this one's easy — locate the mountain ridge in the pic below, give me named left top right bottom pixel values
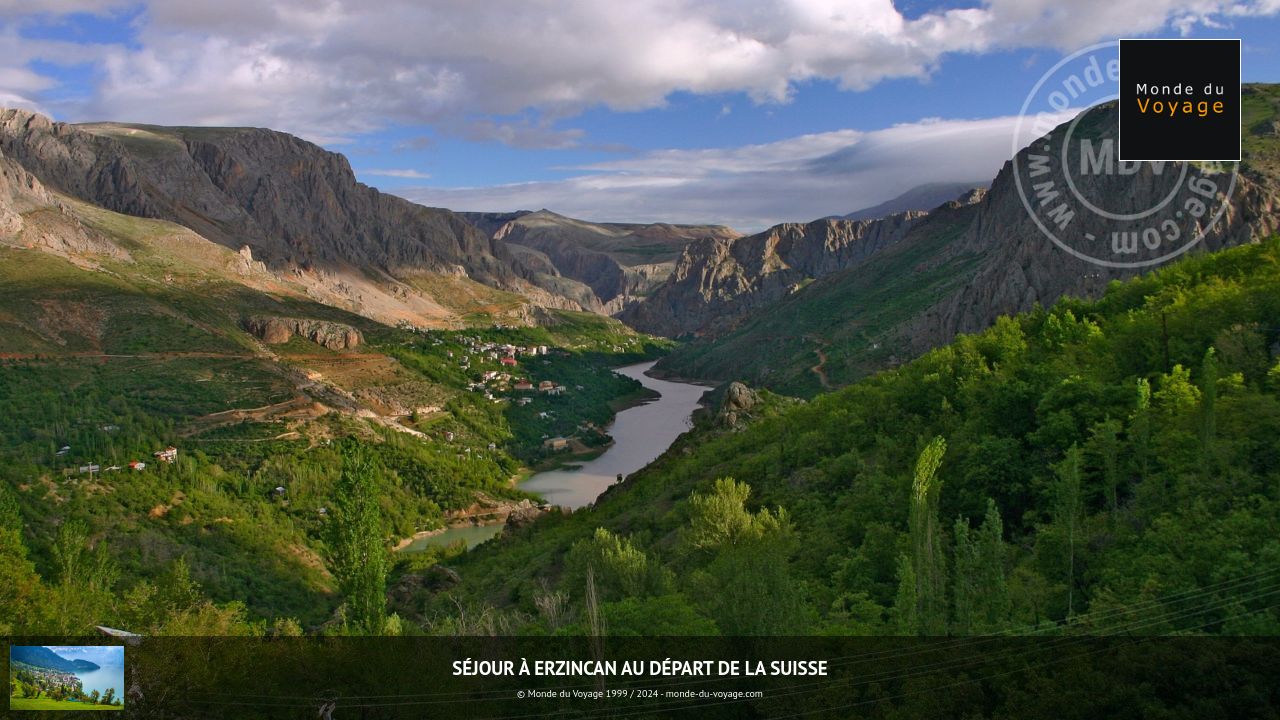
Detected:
left=651, top=88, right=1280, bottom=395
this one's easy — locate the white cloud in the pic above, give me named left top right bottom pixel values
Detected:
left=2, top=0, right=1274, bottom=143
left=396, top=111, right=1075, bottom=231
left=358, top=168, right=431, bottom=179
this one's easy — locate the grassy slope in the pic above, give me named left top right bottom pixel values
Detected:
left=9, top=696, right=123, bottom=711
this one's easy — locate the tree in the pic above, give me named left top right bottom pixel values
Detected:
left=328, top=449, right=389, bottom=634
left=1199, top=346, right=1218, bottom=476
left=102, top=687, right=115, bottom=706
left=1130, top=377, right=1152, bottom=480
left=909, top=436, right=948, bottom=635
left=683, top=477, right=787, bottom=550
left=1053, top=445, right=1085, bottom=617
left=89, top=689, right=100, bottom=705
left=566, top=528, right=666, bottom=601
left=682, top=478, right=802, bottom=634
left=1088, top=419, right=1123, bottom=522
left=894, top=553, right=917, bottom=634
left=952, top=499, right=1009, bottom=633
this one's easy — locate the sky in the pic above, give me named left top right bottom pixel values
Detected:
left=45, top=645, right=125, bottom=667
left=2, top=1, right=1280, bottom=230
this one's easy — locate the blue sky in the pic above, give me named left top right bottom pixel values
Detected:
left=2, top=1, right=1279, bottom=229
left=45, top=645, right=125, bottom=667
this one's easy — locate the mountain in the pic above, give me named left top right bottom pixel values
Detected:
left=617, top=201, right=952, bottom=338
left=10, top=646, right=99, bottom=673
left=463, top=209, right=740, bottom=313
left=837, top=181, right=986, bottom=221
left=649, top=85, right=1280, bottom=395
left=0, top=109, right=590, bottom=327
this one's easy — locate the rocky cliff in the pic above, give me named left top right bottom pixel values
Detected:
left=243, top=316, right=364, bottom=350
left=0, top=146, right=122, bottom=259
left=620, top=209, right=930, bottom=338
left=465, top=209, right=740, bottom=312
left=0, top=109, right=521, bottom=289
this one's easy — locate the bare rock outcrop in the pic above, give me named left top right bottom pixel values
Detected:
left=620, top=211, right=926, bottom=338
left=0, top=108, right=522, bottom=290
left=243, top=316, right=363, bottom=350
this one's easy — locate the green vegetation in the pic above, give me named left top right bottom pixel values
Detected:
left=9, top=696, right=123, bottom=711
left=658, top=217, right=981, bottom=396
left=430, top=236, right=1280, bottom=637
left=0, top=226, right=671, bottom=632
left=9, top=663, right=122, bottom=710
left=1242, top=84, right=1280, bottom=177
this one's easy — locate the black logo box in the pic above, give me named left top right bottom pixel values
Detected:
left=1119, top=38, right=1241, bottom=162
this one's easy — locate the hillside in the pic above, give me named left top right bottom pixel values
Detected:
left=0, top=162, right=670, bottom=628
left=463, top=209, right=741, bottom=313
left=0, top=110, right=595, bottom=327
left=424, top=236, right=1280, bottom=639
left=651, top=86, right=1280, bottom=396
left=10, top=646, right=99, bottom=672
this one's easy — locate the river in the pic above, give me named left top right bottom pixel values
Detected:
left=401, top=361, right=708, bottom=552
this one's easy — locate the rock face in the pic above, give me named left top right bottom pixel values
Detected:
left=504, top=505, right=546, bottom=532
left=717, top=381, right=759, bottom=428
left=620, top=210, right=928, bottom=338
left=469, top=209, right=741, bottom=312
left=0, top=109, right=520, bottom=288
left=244, top=317, right=363, bottom=350
left=0, top=146, right=122, bottom=258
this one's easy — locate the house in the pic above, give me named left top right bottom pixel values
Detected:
left=128, top=461, right=146, bottom=471
left=154, top=447, right=178, bottom=463
left=543, top=437, right=570, bottom=452
left=538, top=380, right=555, bottom=391
left=514, top=380, right=534, bottom=391
left=500, top=357, right=517, bottom=367
left=537, top=345, right=549, bottom=355
left=516, top=397, right=533, bottom=406
left=79, top=464, right=101, bottom=475
left=56, top=446, right=70, bottom=456
left=545, top=386, right=564, bottom=396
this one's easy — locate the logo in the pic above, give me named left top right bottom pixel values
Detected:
left=1013, top=41, right=1238, bottom=269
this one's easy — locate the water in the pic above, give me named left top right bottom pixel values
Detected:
left=520, top=361, right=708, bottom=509
left=43, top=646, right=124, bottom=705
left=399, top=523, right=504, bottom=552
left=404, top=361, right=707, bottom=552
left=75, top=666, right=124, bottom=704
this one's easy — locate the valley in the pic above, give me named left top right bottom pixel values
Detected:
left=1, top=87, right=1278, bottom=645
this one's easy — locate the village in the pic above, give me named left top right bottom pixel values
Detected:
left=59, top=444, right=179, bottom=480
